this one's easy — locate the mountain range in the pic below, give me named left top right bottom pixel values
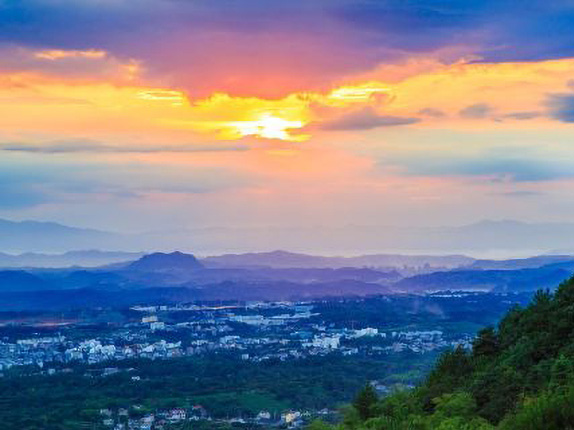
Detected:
left=0, top=250, right=573, bottom=311
left=0, top=250, right=144, bottom=268
left=202, top=250, right=473, bottom=270
left=5, top=217, right=574, bottom=255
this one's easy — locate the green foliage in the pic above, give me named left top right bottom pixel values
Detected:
left=473, top=327, right=499, bottom=359
left=307, top=419, right=335, bottom=430
left=423, top=346, right=473, bottom=407
left=499, top=387, right=574, bottom=430
left=352, top=385, right=378, bottom=421
left=341, top=275, right=574, bottom=429
left=0, top=354, right=435, bottom=430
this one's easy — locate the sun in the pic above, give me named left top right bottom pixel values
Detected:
left=229, top=113, right=306, bottom=141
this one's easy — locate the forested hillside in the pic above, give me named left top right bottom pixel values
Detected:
left=316, top=276, right=574, bottom=430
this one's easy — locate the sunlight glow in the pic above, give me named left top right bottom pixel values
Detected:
left=327, top=82, right=391, bottom=104
left=227, top=113, right=306, bottom=141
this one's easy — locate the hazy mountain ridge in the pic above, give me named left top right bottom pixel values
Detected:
left=0, top=279, right=394, bottom=311
left=0, top=250, right=144, bottom=268
left=394, top=263, right=574, bottom=293
left=0, top=219, right=122, bottom=253
left=465, top=255, right=574, bottom=270
left=1, top=251, right=573, bottom=310
left=5, top=217, right=574, bottom=255
left=127, top=251, right=204, bottom=272
left=202, top=250, right=474, bottom=272
left=0, top=270, right=52, bottom=292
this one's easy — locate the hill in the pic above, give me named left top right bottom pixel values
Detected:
left=394, top=262, right=574, bottom=293
left=127, top=251, right=204, bottom=272
left=202, top=250, right=473, bottom=271
left=466, top=255, right=574, bottom=270
left=0, top=270, right=52, bottom=292
left=326, top=275, right=574, bottom=429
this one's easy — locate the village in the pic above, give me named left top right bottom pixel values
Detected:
left=97, top=404, right=338, bottom=430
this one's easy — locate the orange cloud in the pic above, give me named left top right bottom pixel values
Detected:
left=373, top=57, right=574, bottom=126
left=1, top=54, right=574, bottom=148
left=34, top=49, right=108, bottom=60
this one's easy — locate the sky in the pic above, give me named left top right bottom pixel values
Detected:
left=2, top=0, right=574, bottom=246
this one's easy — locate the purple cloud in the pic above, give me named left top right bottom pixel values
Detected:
left=323, top=107, right=420, bottom=130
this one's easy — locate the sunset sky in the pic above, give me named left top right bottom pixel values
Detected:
left=2, top=1, right=574, bottom=239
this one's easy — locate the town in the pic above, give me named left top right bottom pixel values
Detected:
left=0, top=300, right=473, bottom=371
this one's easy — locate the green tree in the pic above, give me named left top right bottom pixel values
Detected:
left=306, top=419, right=334, bottom=430
left=473, top=327, right=499, bottom=359
left=352, top=384, right=378, bottom=421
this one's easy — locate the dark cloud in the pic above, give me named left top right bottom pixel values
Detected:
left=337, top=1, right=574, bottom=62
left=2, top=1, right=574, bottom=97
left=459, top=103, right=492, bottom=119
left=546, top=93, right=574, bottom=123
left=0, top=1, right=381, bottom=97
left=322, top=107, right=420, bottom=130
left=335, top=1, right=489, bottom=52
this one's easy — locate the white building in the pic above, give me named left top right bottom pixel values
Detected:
left=312, top=336, right=340, bottom=349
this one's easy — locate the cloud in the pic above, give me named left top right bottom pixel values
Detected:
left=418, top=107, right=445, bottom=118
left=2, top=1, right=574, bottom=98
left=383, top=149, right=574, bottom=182
left=0, top=45, right=139, bottom=83
left=500, top=111, right=541, bottom=120
left=322, top=107, right=420, bottom=130
left=0, top=149, right=254, bottom=210
left=0, top=185, right=49, bottom=209
left=0, top=139, right=249, bottom=154
left=34, top=49, right=107, bottom=60
left=546, top=93, right=574, bottom=123
left=459, top=103, right=492, bottom=119
left=335, top=0, right=574, bottom=63
left=334, top=1, right=486, bottom=52
left=496, top=190, right=545, bottom=198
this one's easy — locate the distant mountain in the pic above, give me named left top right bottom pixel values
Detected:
left=127, top=251, right=204, bottom=272
left=202, top=250, right=474, bottom=270
left=134, top=220, right=574, bottom=255
left=395, top=262, right=574, bottom=293
left=0, top=270, right=52, bottom=292
left=0, top=250, right=144, bottom=268
left=4, top=217, right=574, bottom=256
left=244, top=267, right=401, bottom=283
left=202, top=250, right=339, bottom=269
left=466, top=255, right=574, bottom=270
left=0, top=278, right=395, bottom=311
left=0, top=219, right=123, bottom=253
left=53, top=270, right=130, bottom=290
left=182, top=279, right=394, bottom=302
left=0, top=287, right=195, bottom=311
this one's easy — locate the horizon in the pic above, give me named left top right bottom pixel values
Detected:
left=0, top=215, right=572, bottom=258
